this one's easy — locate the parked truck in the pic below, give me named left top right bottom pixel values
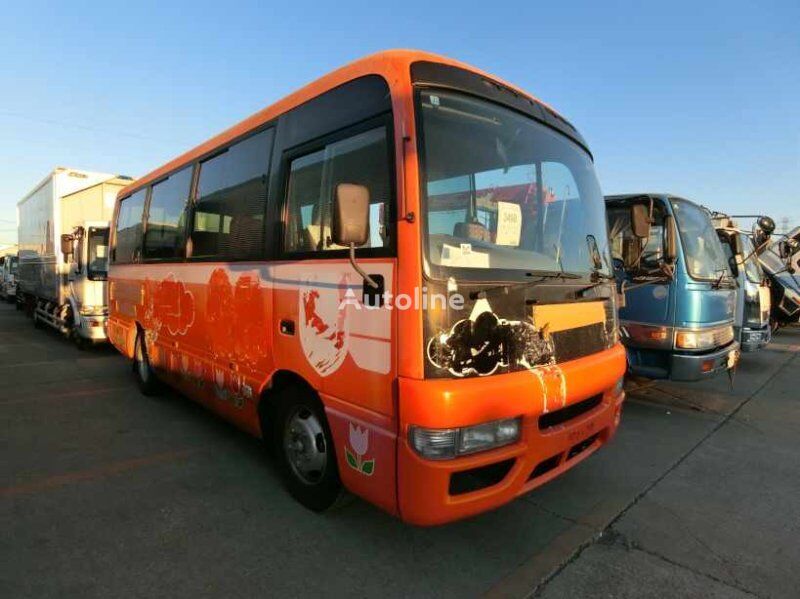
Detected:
left=606, top=194, right=739, bottom=381
left=711, top=213, right=771, bottom=351
left=0, top=253, right=19, bottom=302
left=17, top=168, right=133, bottom=346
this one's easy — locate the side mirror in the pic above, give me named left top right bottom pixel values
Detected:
left=664, top=214, right=678, bottom=264
left=630, top=204, right=651, bottom=240
left=758, top=216, right=775, bottom=236
left=331, top=183, right=378, bottom=289
left=60, top=234, right=74, bottom=259
left=332, top=183, right=370, bottom=247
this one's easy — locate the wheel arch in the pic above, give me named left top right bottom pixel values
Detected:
left=257, top=369, right=321, bottom=443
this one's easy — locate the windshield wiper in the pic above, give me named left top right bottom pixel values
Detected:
left=469, top=270, right=581, bottom=300
left=711, top=269, right=735, bottom=289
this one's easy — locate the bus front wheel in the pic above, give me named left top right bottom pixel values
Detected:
left=274, top=386, right=342, bottom=512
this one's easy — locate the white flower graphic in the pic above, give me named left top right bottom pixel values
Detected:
left=346, top=423, right=375, bottom=476
left=349, top=423, right=369, bottom=456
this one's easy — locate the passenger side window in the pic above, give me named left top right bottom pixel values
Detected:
left=144, top=166, right=192, bottom=260
left=284, top=126, right=391, bottom=253
left=191, top=128, right=273, bottom=260
left=113, top=188, right=147, bottom=263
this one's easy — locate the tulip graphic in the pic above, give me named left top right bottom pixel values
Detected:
left=346, top=423, right=375, bottom=476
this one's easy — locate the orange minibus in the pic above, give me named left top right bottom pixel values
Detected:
left=108, top=50, right=626, bottom=525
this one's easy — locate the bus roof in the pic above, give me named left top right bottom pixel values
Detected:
left=118, top=49, right=564, bottom=199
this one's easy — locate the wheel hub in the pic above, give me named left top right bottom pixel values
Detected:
left=283, top=407, right=327, bottom=484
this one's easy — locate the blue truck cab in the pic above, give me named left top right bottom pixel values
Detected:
left=712, top=214, right=771, bottom=352
left=605, top=194, right=739, bottom=381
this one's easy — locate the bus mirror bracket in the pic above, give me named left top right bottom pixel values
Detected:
left=332, top=183, right=379, bottom=289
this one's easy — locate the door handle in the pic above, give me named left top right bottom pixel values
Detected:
left=362, top=275, right=385, bottom=307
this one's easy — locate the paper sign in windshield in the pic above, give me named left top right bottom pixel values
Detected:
left=495, top=201, right=522, bottom=247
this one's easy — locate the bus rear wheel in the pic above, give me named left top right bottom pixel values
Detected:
left=273, top=386, right=342, bottom=512
left=133, top=332, right=162, bottom=396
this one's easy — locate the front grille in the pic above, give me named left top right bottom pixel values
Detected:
left=449, top=459, right=515, bottom=496
left=567, top=433, right=600, bottom=460
left=538, top=394, right=603, bottom=430
left=551, top=322, right=607, bottom=363
left=528, top=454, right=561, bottom=480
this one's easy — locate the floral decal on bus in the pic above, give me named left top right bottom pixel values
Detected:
left=144, top=273, right=195, bottom=336
left=207, top=268, right=269, bottom=369
left=299, top=275, right=351, bottom=377
left=345, top=423, right=375, bottom=476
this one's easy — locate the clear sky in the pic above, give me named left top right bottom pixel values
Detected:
left=1, top=0, right=798, bottom=247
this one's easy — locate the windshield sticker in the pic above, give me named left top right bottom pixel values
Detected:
left=426, top=298, right=555, bottom=377
left=440, top=243, right=490, bottom=268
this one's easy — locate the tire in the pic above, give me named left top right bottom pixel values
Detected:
left=133, top=332, right=162, bottom=396
left=273, top=385, right=342, bottom=512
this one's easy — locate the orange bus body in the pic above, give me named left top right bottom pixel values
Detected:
left=108, top=50, right=626, bottom=525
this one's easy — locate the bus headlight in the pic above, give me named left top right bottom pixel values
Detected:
left=409, top=417, right=522, bottom=460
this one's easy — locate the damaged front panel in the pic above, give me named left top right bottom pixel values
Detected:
left=423, top=280, right=616, bottom=378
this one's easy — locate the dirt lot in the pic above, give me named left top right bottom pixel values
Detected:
left=2, top=301, right=798, bottom=598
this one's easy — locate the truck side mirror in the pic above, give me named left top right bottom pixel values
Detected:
left=630, top=204, right=651, bottom=240
left=60, top=234, right=74, bottom=260
left=757, top=216, right=775, bottom=237
left=332, top=183, right=378, bottom=289
left=664, top=214, right=678, bottom=264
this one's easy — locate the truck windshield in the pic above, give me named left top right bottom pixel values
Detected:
left=9, top=257, right=18, bottom=274
left=87, top=228, right=109, bottom=280
left=670, top=199, right=730, bottom=280
left=418, top=89, right=610, bottom=280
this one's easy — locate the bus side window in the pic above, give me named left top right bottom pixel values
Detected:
left=190, top=128, right=274, bottom=260
left=113, top=188, right=147, bottom=264
left=144, top=166, right=193, bottom=260
left=284, top=126, right=391, bottom=254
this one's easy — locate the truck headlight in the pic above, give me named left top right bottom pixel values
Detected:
left=619, top=322, right=673, bottom=349
left=409, top=417, right=522, bottom=460
left=674, top=325, right=733, bottom=350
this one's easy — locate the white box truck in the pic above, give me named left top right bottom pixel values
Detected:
left=17, top=168, right=134, bottom=346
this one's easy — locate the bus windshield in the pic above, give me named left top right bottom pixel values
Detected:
left=87, top=227, right=109, bottom=280
left=670, top=199, right=730, bottom=280
left=418, top=89, right=610, bottom=280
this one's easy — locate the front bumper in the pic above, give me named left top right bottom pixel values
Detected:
left=77, top=314, right=109, bottom=341
left=740, top=324, right=771, bottom=352
left=396, top=345, right=626, bottom=525
left=669, top=341, right=739, bottom=382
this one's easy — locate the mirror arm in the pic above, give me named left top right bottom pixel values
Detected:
left=349, top=243, right=378, bottom=289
